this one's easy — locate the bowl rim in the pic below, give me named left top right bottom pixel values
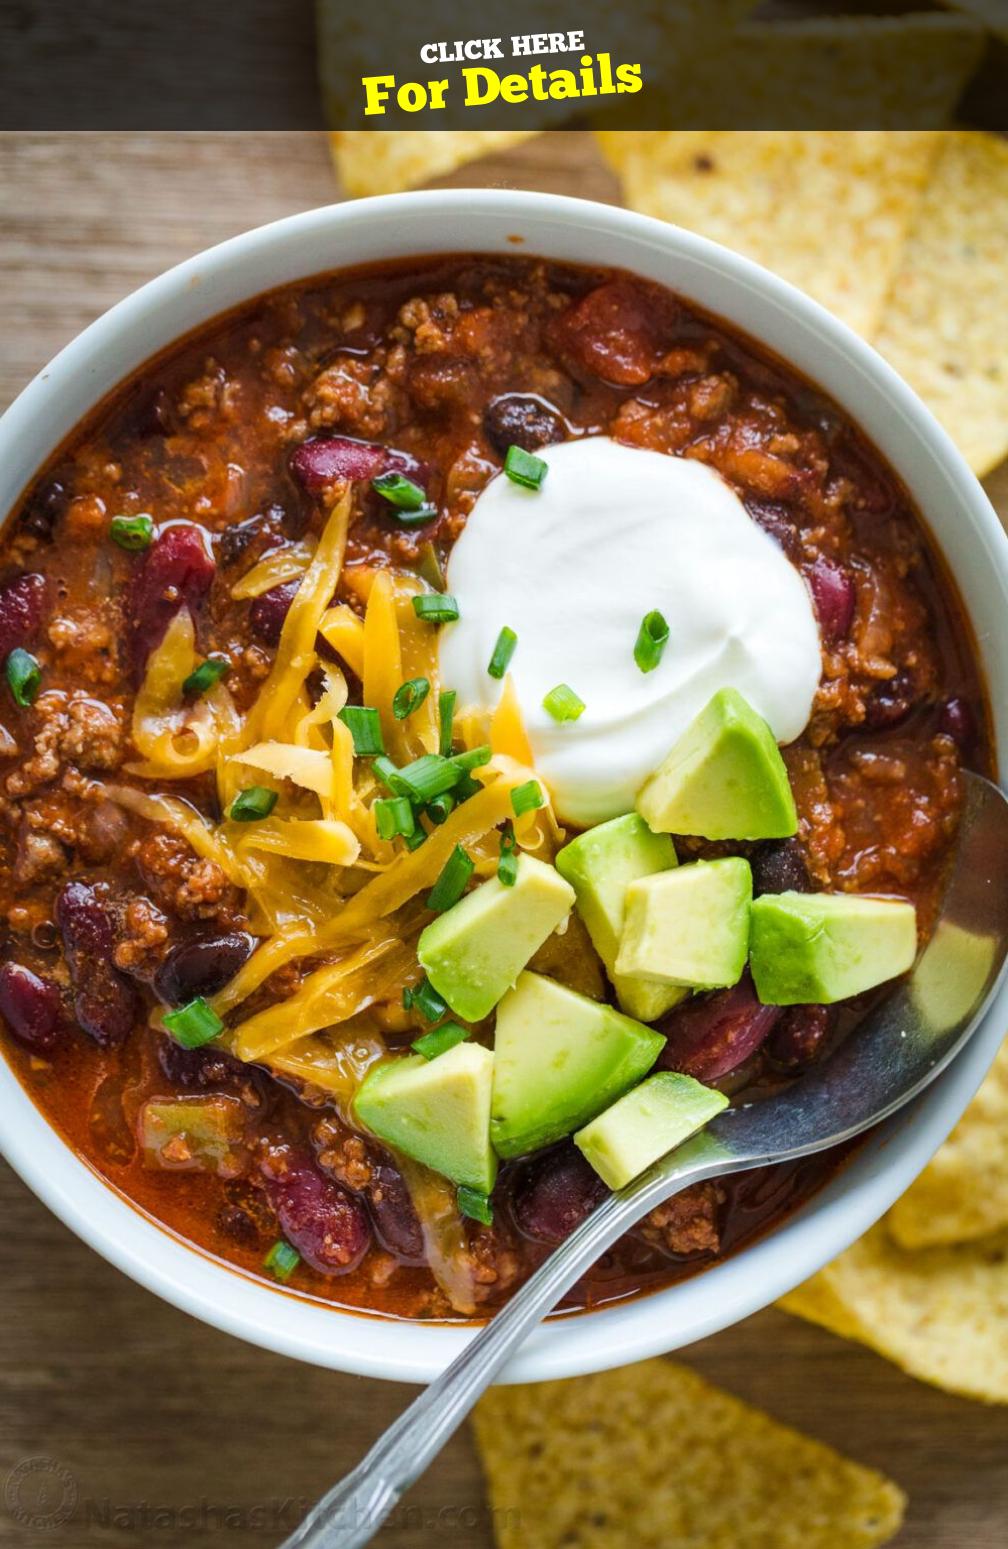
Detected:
left=0, top=186, right=1006, bottom=1385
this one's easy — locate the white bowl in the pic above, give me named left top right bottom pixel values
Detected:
left=1, top=190, right=1006, bottom=1385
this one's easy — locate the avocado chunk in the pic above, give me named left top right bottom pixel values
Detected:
left=749, top=890, right=918, bottom=1005
left=490, top=971, right=665, bottom=1158
left=556, top=814, right=688, bottom=1022
left=616, top=857, right=752, bottom=989
left=575, top=1071, right=729, bottom=1190
left=636, top=687, right=798, bottom=840
left=418, top=853, right=575, bottom=1022
left=354, top=1041, right=497, bottom=1192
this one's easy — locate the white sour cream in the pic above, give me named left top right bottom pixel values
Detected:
left=439, top=438, right=821, bottom=827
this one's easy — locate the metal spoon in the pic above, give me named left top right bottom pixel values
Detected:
left=282, top=770, right=1008, bottom=1549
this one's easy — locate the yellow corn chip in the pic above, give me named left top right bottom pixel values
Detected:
left=473, top=1358, right=906, bottom=1549
left=328, top=131, right=537, bottom=198
left=781, top=1224, right=1008, bottom=1404
left=938, top=0, right=1008, bottom=39
left=598, top=130, right=939, bottom=337
left=873, top=131, right=1008, bottom=477
left=888, top=1040, right=1008, bottom=1250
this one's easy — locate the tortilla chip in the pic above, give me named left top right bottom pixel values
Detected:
left=873, top=131, right=1008, bottom=477
left=598, top=131, right=939, bottom=337
left=328, top=131, right=537, bottom=198
left=888, top=1040, right=1008, bottom=1250
left=780, top=1224, right=1008, bottom=1404
left=938, top=0, right=1008, bottom=40
left=596, top=13, right=982, bottom=133
left=472, top=1358, right=906, bottom=1549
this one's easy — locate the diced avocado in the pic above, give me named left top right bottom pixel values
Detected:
left=616, top=857, right=752, bottom=989
left=556, top=814, right=688, bottom=1022
left=575, top=1072, right=729, bottom=1190
left=749, top=890, right=918, bottom=1005
left=490, top=970, right=665, bottom=1158
left=354, top=1042, right=497, bottom=1192
left=418, top=853, right=575, bottom=1022
left=636, top=688, right=798, bottom=840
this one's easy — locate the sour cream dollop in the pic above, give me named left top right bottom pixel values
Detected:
left=439, top=439, right=821, bottom=826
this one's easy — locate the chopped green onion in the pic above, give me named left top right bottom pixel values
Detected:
left=5, top=649, right=41, bottom=708
left=396, top=753, right=461, bottom=803
left=371, top=471, right=435, bottom=525
left=453, top=771, right=483, bottom=803
left=426, top=844, right=475, bottom=912
left=404, top=976, right=449, bottom=1023
left=426, top=792, right=455, bottom=826
left=457, top=1186, right=494, bottom=1225
left=412, top=593, right=459, bottom=624
left=450, top=745, right=492, bottom=773
left=392, top=676, right=430, bottom=721
left=438, top=690, right=456, bottom=756
left=337, top=704, right=385, bottom=757
left=413, top=1022, right=468, bottom=1061
left=163, top=996, right=223, bottom=1049
left=511, top=779, right=544, bottom=818
left=109, top=512, right=154, bottom=551
left=404, top=823, right=428, bottom=851
left=229, top=786, right=278, bottom=823
left=374, top=795, right=416, bottom=841
left=543, top=683, right=585, bottom=723
left=263, top=1239, right=300, bottom=1282
left=182, top=655, right=230, bottom=699
left=503, top=445, right=548, bottom=491
left=634, top=609, right=670, bottom=674
left=418, top=541, right=445, bottom=592
left=498, top=822, right=518, bottom=887
left=373, top=756, right=409, bottom=796
left=487, top=626, right=518, bottom=680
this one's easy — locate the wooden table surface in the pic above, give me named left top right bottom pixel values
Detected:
left=1, top=132, right=1007, bottom=1549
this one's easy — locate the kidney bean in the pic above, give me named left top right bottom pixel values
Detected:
left=745, top=499, right=802, bottom=562
left=128, top=523, right=215, bottom=678
left=153, top=931, right=255, bottom=1007
left=259, top=1143, right=370, bottom=1275
left=807, top=556, right=855, bottom=645
left=0, top=572, right=46, bottom=660
left=248, top=578, right=301, bottom=647
left=366, top=1159, right=425, bottom=1263
left=55, top=881, right=140, bottom=1048
left=0, top=962, right=64, bottom=1053
left=863, top=667, right=917, bottom=731
left=751, top=839, right=812, bottom=897
left=289, top=435, right=426, bottom=493
left=938, top=695, right=976, bottom=752
left=658, top=973, right=781, bottom=1083
left=549, top=280, right=667, bottom=386
left=20, top=480, right=68, bottom=543
left=767, top=1005, right=833, bottom=1070
left=509, top=1143, right=607, bottom=1244
left=483, top=394, right=565, bottom=457
left=156, top=1032, right=245, bottom=1089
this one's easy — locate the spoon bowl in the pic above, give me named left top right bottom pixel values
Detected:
left=284, top=769, right=1008, bottom=1549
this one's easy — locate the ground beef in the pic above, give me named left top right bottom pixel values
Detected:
left=131, top=831, right=241, bottom=924
left=112, top=896, right=170, bottom=976
left=638, top=1182, right=724, bottom=1257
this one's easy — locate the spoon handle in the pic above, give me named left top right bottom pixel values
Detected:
left=279, top=1152, right=717, bottom=1549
